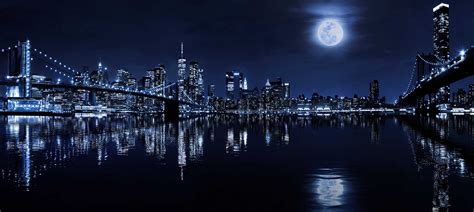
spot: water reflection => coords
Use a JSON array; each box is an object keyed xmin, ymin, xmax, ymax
[
  {"xmin": 400, "ymin": 115, "xmax": 474, "ymax": 211},
  {"xmin": 1, "ymin": 114, "xmax": 474, "ymax": 211},
  {"xmin": 309, "ymin": 168, "xmax": 346, "ymax": 208},
  {"xmin": 0, "ymin": 115, "xmax": 296, "ymax": 189}
]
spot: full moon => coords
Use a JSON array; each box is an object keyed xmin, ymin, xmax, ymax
[{"xmin": 317, "ymin": 19, "xmax": 344, "ymax": 46}]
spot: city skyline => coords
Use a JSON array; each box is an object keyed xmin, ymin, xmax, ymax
[
  {"xmin": 2, "ymin": 1, "xmax": 474, "ymax": 211},
  {"xmin": 1, "ymin": 0, "xmax": 474, "ymax": 101}
]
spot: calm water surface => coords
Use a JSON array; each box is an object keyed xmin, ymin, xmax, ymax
[{"xmin": 0, "ymin": 114, "xmax": 474, "ymax": 211}]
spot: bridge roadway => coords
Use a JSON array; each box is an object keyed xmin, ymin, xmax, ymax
[
  {"xmin": 0, "ymin": 81, "xmax": 206, "ymax": 120},
  {"xmin": 400, "ymin": 47, "xmax": 474, "ymax": 105},
  {"xmin": 0, "ymin": 81, "xmax": 197, "ymax": 105}
]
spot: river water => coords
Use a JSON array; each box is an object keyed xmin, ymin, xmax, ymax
[{"xmin": 0, "ymin": 114, "xmax": 473, "ymax": 211}]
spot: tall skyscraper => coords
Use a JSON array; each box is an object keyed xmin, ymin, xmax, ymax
[
  {"xmin": 197, "ymin": 68, "xmax": 204, "ymax": 104},
  {"xmin": 267, "ymin": 77, "xmax": 289, "ymax": 109},
  {"xmin": 90, "ymin": 63, "xmax": 104, "ymax": 86},
  {"xmin": 433, "ymin": 3, "xmax": 450, "ymax": 61},
  {"xmin": 147, "ymin": 65, "xmax": 166, "ymax": 88},
  {"xmin": 369, "ymin": 80, "xmax": 379, "ymax": 104},
  {"xmin": 226, "ymin": 72, "xmax": 235, "ymax": 100},
  {"xmin": 188, "ymin": 61, "xmax": 204, "ymax": 104},
  {"xmin": 178, "ymin": 42, "xmax": 186, "ymax": 101},
  {"xmin": 155, "ymin": 65, "xmax": 166, "ymax": 96},
  {"xmin": 433, "ymin": 3, "xmax": 450, "ymax": 103},
  {"xmin": 243, "ymin": 77, "xmax": 248, "ymax": 90},
  {"xmin": 225, "ymin": 70, "xmax": 244, "ymax": 101}
]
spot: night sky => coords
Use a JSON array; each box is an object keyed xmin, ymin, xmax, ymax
[{"xmin": 1, "ymin": 0, "xmax": 474, "ymax": 102}]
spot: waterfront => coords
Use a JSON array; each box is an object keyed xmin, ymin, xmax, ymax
[{"xmin": 0, "ymin": 115, "xmax": 474, "ymax": 211}]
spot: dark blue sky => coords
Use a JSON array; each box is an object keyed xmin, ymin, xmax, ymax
[{"xmin": 1, "ymin": 0, "xmax": 474, "ymax": 101}]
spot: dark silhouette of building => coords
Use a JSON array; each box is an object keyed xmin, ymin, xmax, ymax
[{"xmin": 369, "ymin": 80, "xmax": 379, "ymax": 105}]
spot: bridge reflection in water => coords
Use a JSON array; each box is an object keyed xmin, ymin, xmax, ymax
[
  {"xmin": 0, "ymin": 115, "xmax": 474, "ymax": 211},
  {"xmin": 399, "ymin": 115, "xmax": 474, "ymax": 211}
]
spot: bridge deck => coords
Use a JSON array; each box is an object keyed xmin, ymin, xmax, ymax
[{"xmin": 400, "ymin": 47, "xmax": 474, "ymax": 105}]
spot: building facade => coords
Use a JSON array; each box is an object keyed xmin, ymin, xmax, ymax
[{"xmin": 433, "ymin": 3, "xmax": 450, "ymax": 103}]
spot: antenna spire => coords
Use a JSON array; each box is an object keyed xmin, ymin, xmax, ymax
[{"xmin": 180, "ymin": 42, "xmax": 184, "ymax": 58}]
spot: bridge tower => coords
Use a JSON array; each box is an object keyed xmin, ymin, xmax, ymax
[
  {"xmin": 7, "ymin": 40, "xmax": 31, "ymax": 98},
  {"xmin": 415, "ymin": 54, "xmax": 435, "ymax": 107}
]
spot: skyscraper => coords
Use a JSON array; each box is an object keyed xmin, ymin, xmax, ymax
[
  {"xmin": 267, "ymin": 77, "xmax": 289, "ymax": 109},
  {"xmin": 90, "ymin": 63, "xmax": 104, "ymax": 86},
  {"xmin": 433, "ymin": 3, "xmax": 450, "ymax": 103},
  {"xmin": 178, "ymin": 42, "xmax": 186, "ymax": 101},
  {"xmin": 433, "ymin": 3, "xmax": 450, "ymax": 61},
  {"xmin": 226, "ymin": 72, "xmax": 235, "ymax": 100},
  {"xmin": 369, "ymin": 80, "xmax": 379, "ymax": 104},
  {"xmin": 225, "ymin": 70, "xmax": 244, "ymax": 101},
  {"xmin": 87, "ymin": 62, "xmax": 107, "ymax": 106},
  {"xmin": 243, "ymin": 77, "xmax": 248, "ymax": 90},
  {"xmin": 116, "ymin": 69, "xmax": 130, "ymax": 83},
  {"xmin": 197, "ymin": 68, "xmax": 204, "ymax": 104},
  {"xmin": 147, "ymin": 65, "xmax": 166, "ymax": 88},
  {"xmin": 188, "ymin": 61, "xmax": 204, "ymax": 104}
]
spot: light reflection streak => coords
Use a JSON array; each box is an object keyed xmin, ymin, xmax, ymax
[{"xmin": 401, "ymin": 115, "xmax": 474, "ymax": 211}]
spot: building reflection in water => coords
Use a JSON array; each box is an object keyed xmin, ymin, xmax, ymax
[
  {"xmin": 2, "ymin": 112, "xmax": 473, "ymax": 212},
  {"xmin": 0, "ymin": 115, "xmax": 296, "ymax": 188},
  {"xmin": 177, "ymin": 121, "xmax": 186, "ymax": 181},
  {"xmin": 400, "ymin": 115, "xmax": 474, "ymax": 211},
  {"xmin": 222, "ymin": 115, "xmax": 293, "ymax": 155}
]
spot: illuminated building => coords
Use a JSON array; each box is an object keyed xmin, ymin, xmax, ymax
[
  {"xmin": 89, "ymin": 62, "xmax": 109, "ymax": 106},
  {"xmin": 197, "ymin": 69, "xmax": 204, "ymax": 105},
  {"xmin": 178, "ymin": 42, "xmax": 186, "ymax": 101},
  {"xmin": 226, "ymin": 72, "xmax": 235, "ymax": 100},
  {"xmin": 188, "ymin": 61, "xmax": 204, "ymax": 104},
  {"xmin": 433, "ymin": 3, "xmax": 450, "ymax": 103},
  {"xmin": 116, "ymin": 69, "xmax": 131, "ymax": 84},
  {"xmin": 140, "ymin": 77, "xmax": 153, "ymax": 89},
  {"xmin": 155, "ymin": 65, "xmax": 166, "ymax": 88},
  {"xmin": 267, "ymin": 77, "xmax": 289, "ymax": 110},
  {"xmin": 469, "ymin": 84, "xmax": 474, "ymax": 107},
  {"xmin": 146, "ymin": 65, "xmax": 166, "ymax": 91},
  {"xmin": 433, "ymin": 3, "xmax": 450, "ymax": 62},
  {"xmin": 225, "ymin": 70, "xmax": 244, "ymax": 101}
]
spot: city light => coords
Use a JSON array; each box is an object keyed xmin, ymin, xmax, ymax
[{"xmin": 0, "ymin": 1, "xmax": 471, "ymax": 116}]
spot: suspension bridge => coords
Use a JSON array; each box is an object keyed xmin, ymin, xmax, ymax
[
  {"xmin": 398, "ymin": 47, "xmax": 474, "ymax": 108},
  {"xmin": 0, "ymin": 40, "xmax": 207, "ymax": 120}
]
